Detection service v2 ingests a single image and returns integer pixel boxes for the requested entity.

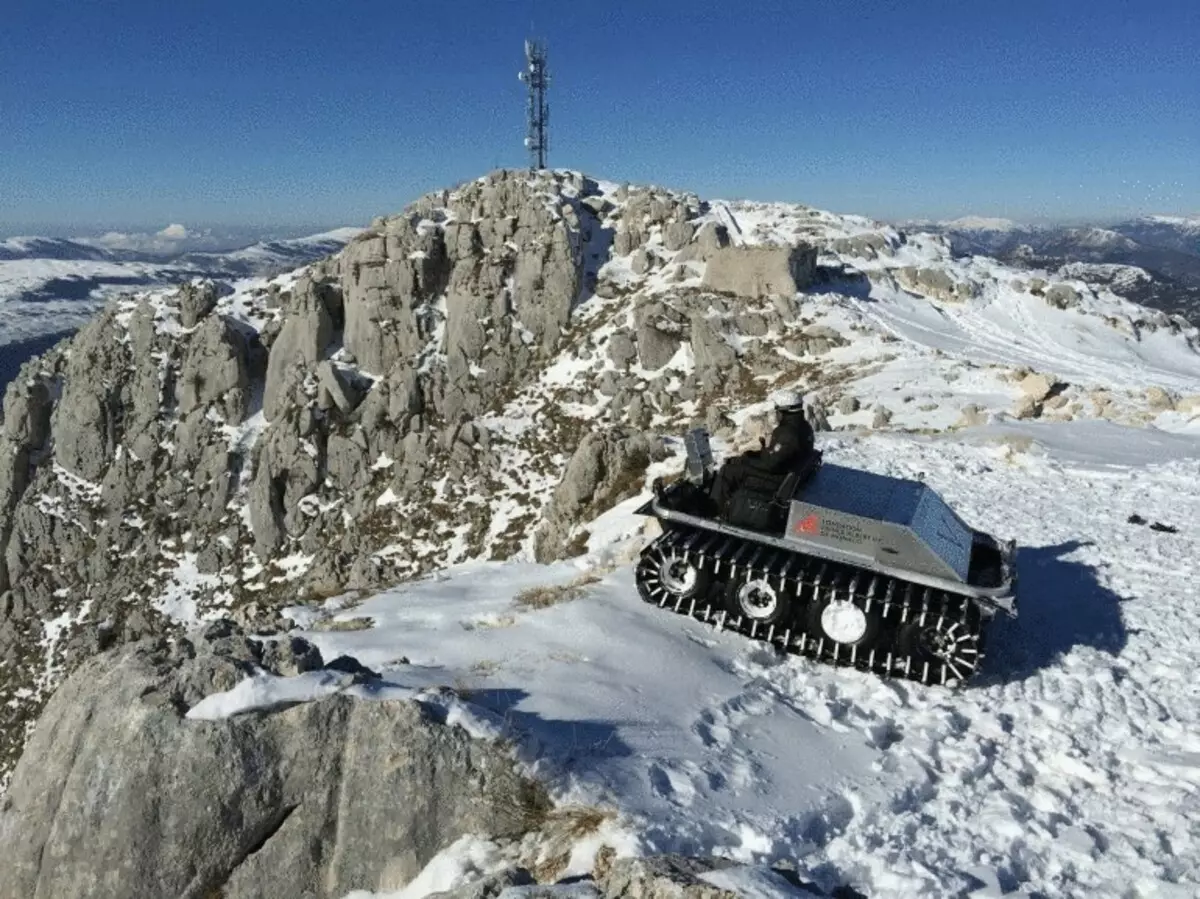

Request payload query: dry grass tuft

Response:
[513,571,603,610]
[526,805,618,883]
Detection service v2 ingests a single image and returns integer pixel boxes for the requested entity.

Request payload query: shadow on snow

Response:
[982,540,1128,685]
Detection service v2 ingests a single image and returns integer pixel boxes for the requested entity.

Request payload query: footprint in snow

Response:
[646,760,698,807]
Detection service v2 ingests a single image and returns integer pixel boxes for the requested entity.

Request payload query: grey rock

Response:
[701,244,817,298]
[636,319,682,371]
[607,332,638,370]
[1044,283,1081,310]
[688,314,737,384]
[956,404,988,428]
[894,267,973,303]
[830,232,895,260]
[317,361,363,415]
[258,635,325,676]
[837,396,860,415]
[178,280,219,328]
[176,315,251,423]
[631,248,652,275]
[735,313,769,337]
[663,221,695,252]
[695,221,729,256]
[805,402,830,432]
[871,405,893,428]
[263,276,333,420]
[51,309,131,481]
[427,867,536,899]
[534,429,666,562]
[593,851,738,899]
[0,634,548,899]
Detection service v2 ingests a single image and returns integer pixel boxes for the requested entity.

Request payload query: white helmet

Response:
[770,389,804,413]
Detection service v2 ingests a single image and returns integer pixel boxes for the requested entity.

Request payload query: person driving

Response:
[710,389,815,513]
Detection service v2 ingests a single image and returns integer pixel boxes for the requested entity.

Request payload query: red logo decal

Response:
[796,514,819,535]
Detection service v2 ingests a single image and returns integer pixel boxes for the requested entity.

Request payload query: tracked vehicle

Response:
[635,429,1018,686]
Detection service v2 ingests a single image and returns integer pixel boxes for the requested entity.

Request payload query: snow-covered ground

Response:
[195,422,1200,898]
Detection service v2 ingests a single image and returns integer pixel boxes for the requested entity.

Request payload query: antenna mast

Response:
[518,39,549,171]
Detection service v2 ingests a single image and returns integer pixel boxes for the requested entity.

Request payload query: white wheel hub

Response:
[820,599,868,644]
[660,555,698,595]
[737,579,778,620]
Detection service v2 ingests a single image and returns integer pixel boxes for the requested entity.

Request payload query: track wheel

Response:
[636,544,711,607]
[806,589,882,665]
[896,604,983,686]
[725,572,793,626]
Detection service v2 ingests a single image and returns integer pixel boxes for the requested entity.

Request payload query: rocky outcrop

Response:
[1043,283,1081,310]
[177,314,252,421]
[0,622,548,899]
[178,280,220,328]
[1018,372,1056,402]
[263,275,335,420]
[894,267,976,303]
[701,245,817,299]
[535,430,666,562]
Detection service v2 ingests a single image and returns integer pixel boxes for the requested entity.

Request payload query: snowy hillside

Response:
[2,169,1199,898]
[251,422,1199,898]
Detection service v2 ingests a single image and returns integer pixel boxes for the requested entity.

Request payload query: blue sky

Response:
[1,0,1196,232]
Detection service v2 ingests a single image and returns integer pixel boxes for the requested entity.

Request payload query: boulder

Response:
[607,332,638,370]
[663,221,695,252]
[688,315,737,388]
[956,404,988,428]
[1145,386,1175,411]
[1043,283,1081,310]
[701,244,817,298]
[1019,373,1055,402]
[805,402,830,432]
[317,361,363,415]
[0,628,547,899]
[636,318,682,371]
[593,852,738,899]
[837,396,860,415]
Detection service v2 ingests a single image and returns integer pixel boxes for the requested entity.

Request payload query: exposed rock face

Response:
[534,430,667,562]
[894,267,976,303]
[0,623,547,899]
[178,279,220,328]
[701,245,817,299]
[264,275,335,420]
[177,314,252,421]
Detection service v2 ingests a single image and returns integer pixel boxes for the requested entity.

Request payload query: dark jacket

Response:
[750,410,814,473]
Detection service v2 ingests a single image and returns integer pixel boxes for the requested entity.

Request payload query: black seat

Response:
[724,451,822,533]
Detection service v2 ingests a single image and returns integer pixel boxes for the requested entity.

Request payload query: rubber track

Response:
[635,523,986,687]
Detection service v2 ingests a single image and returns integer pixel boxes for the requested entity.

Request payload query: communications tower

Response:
[519,40,549,171]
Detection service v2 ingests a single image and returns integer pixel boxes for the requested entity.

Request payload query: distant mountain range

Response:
[0,227,363,274]
[0,226,363,387]
[910,215,1200,322]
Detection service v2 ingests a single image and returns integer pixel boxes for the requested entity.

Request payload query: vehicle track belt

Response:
[636,525,982,686]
